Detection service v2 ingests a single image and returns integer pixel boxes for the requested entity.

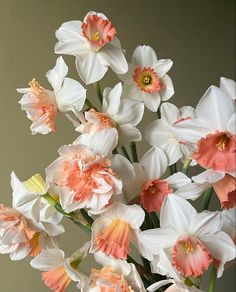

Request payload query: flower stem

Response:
[130,141,138,162]
[85,98,95,109]
[80,209,94,225]
[201,187,213,211]
[169,163,177,175]
[182,159,191,175]
[120,146,131,162]
[94,81,103,105]
[208,266,217,292]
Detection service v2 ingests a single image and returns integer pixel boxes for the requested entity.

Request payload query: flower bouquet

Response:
[1,11,235,292]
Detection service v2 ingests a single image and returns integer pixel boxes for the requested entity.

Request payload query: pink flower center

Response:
[141,179,173,212]
[194,131,236,172]
[29,232,41,257]
[172,235,212,277]
[88,109,116,130]
[42,266,71,292]
[96,219,131,260]
[90,267,134,292]
[82,15,116,51]
[133,67,165,93]
[213,174,236,209]
[64,158,114,202]
[29,79,57,131]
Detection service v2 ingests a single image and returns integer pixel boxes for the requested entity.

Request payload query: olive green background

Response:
[0,0,235,291]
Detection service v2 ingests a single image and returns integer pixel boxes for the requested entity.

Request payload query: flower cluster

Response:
[1,11,235,292]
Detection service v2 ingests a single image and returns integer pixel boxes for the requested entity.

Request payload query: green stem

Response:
[169,163,177,175]
[208,266,217,292]
[94,81,103,105]
[130,142,138,162]
[80,209,94,226]
[120,146,131,162]
[182,159,191,175]
[85,98,98,110]
[201,187,213,211]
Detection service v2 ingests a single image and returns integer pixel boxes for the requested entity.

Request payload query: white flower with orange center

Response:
[79,82,144,145]
[55,11,128,84]
[30,243,90,292]
[17,56,86,134]
[90,202,145,260]
[112,147,193,213]
[172,82,235,173]
[139,195,235,278]
[46,128,122,213]
[119,45,174,112]
[146,103,196,165]
[88,251,145,291]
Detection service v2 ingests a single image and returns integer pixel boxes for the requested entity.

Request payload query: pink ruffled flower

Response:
[46,129,122,213]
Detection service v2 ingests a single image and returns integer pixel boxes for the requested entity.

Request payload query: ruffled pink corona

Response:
[133,67,165,93]
[141,179,173,212]
[28,79,58,132]
[90,267,134,291]
[42,266,71,292]
[64,156,114,202]
[172,235,212,277]
[213,174,236,209]
[194,131,236,172]
[96,219,131,259]
[82,14,116,51]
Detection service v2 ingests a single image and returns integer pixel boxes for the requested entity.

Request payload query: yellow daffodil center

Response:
[183,241,194,254]
[216,133,229,151]
[91,31,102,42]
[143,75,152,85]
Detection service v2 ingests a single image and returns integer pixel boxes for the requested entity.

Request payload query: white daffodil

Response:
[55,11,128,84]
[90,202,145,260]
[30,243,90,292]
[11,172,64,236]
[147,249,204,292]
[112,147,192,212]
[220,207,235,242]
[89,251,146,291]
[78,82,144,146]
[119,45,174,112]
[46,128,122,213]
[171,81,235,174]
[145,103,196,165]
[139,195,235,278]
[17,56,86,134]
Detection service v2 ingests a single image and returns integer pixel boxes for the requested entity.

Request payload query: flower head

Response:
[55,12,128,84]
[119,45,174,112]
[17,57,86,134]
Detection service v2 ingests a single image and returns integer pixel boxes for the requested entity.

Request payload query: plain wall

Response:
[0,0,235,291]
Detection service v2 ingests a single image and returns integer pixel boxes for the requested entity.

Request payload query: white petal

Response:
[166,172,191,189]
[154,59,173,78]
[76,51,108,84]
[192,170,224,184]
[160,195,196,233]
[118,63,136,85]
[161,102,179,125]
[10,245,30,261]
[159,75,174,101]
[190,211,222,237]
[196,85,235,131]
[220,77,235,100]
[201,231,235,277]
[99,38,128,74]
[118,124,142,145]
[132,45,158,68]
[103,82,122,116]
[122,83,143,100]
[174,182,209,201]
[30,248,65,271]
[140,147,168,179]
[227,113,236,135]
[139,228,178,260]
[46,56,68,92]
[55,77,86,114]
[114,98,144,126]
[143,91,161,112]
